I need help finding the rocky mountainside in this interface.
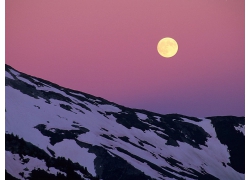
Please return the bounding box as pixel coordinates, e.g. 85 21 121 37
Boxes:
5 64 245 180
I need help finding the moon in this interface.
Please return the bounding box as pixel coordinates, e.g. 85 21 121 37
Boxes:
157 37 178 58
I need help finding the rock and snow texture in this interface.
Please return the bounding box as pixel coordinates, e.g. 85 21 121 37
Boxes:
5 64 245 180
235 124 245 135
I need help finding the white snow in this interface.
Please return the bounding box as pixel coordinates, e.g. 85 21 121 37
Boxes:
136 112 148 120
174 118 245 180
9 69 20 76
16 76 35 86
5 73 245 180
97 104 121 113
6 151 47 180
5 87 51 154
109 149 164 179
75 170 84 178
234 124 245 135
69 92 86 98
154 116 161 122
6 151 67 179
49 167 66 176
107 150 115 157
5 71 15 80
52 139 96 176
140 120 165 131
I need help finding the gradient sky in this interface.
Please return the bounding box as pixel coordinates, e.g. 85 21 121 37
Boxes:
6 0 245 117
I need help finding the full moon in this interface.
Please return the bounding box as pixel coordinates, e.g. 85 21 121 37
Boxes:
157 37 178 58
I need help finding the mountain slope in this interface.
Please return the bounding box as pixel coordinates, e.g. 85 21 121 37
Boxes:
5 64 245 180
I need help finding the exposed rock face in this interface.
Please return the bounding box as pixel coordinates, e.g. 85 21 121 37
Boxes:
5 64 245 180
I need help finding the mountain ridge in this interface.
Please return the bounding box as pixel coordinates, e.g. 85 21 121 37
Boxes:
5 64 245 180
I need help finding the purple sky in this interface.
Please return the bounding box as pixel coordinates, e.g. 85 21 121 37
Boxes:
6 0 244 117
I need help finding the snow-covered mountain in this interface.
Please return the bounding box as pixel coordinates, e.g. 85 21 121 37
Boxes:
5 64 245 180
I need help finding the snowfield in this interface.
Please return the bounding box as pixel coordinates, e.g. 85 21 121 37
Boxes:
5 65 245 180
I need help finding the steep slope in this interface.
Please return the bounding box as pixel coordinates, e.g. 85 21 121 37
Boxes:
5 64 245 180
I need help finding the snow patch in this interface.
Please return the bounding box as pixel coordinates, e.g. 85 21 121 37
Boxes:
168 118 245 180
49 167 66 176
5 71 15 80
69 92 86 98
136 112 148 120
6 151 47 180
16 76 35 86
154 116 161 122
52 139 96 176
234 124 245 135
98 104 121 113
107 150 115 157
9 69 20 76
75 170 84 178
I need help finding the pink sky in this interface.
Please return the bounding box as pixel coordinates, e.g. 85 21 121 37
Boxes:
6 0 244 117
